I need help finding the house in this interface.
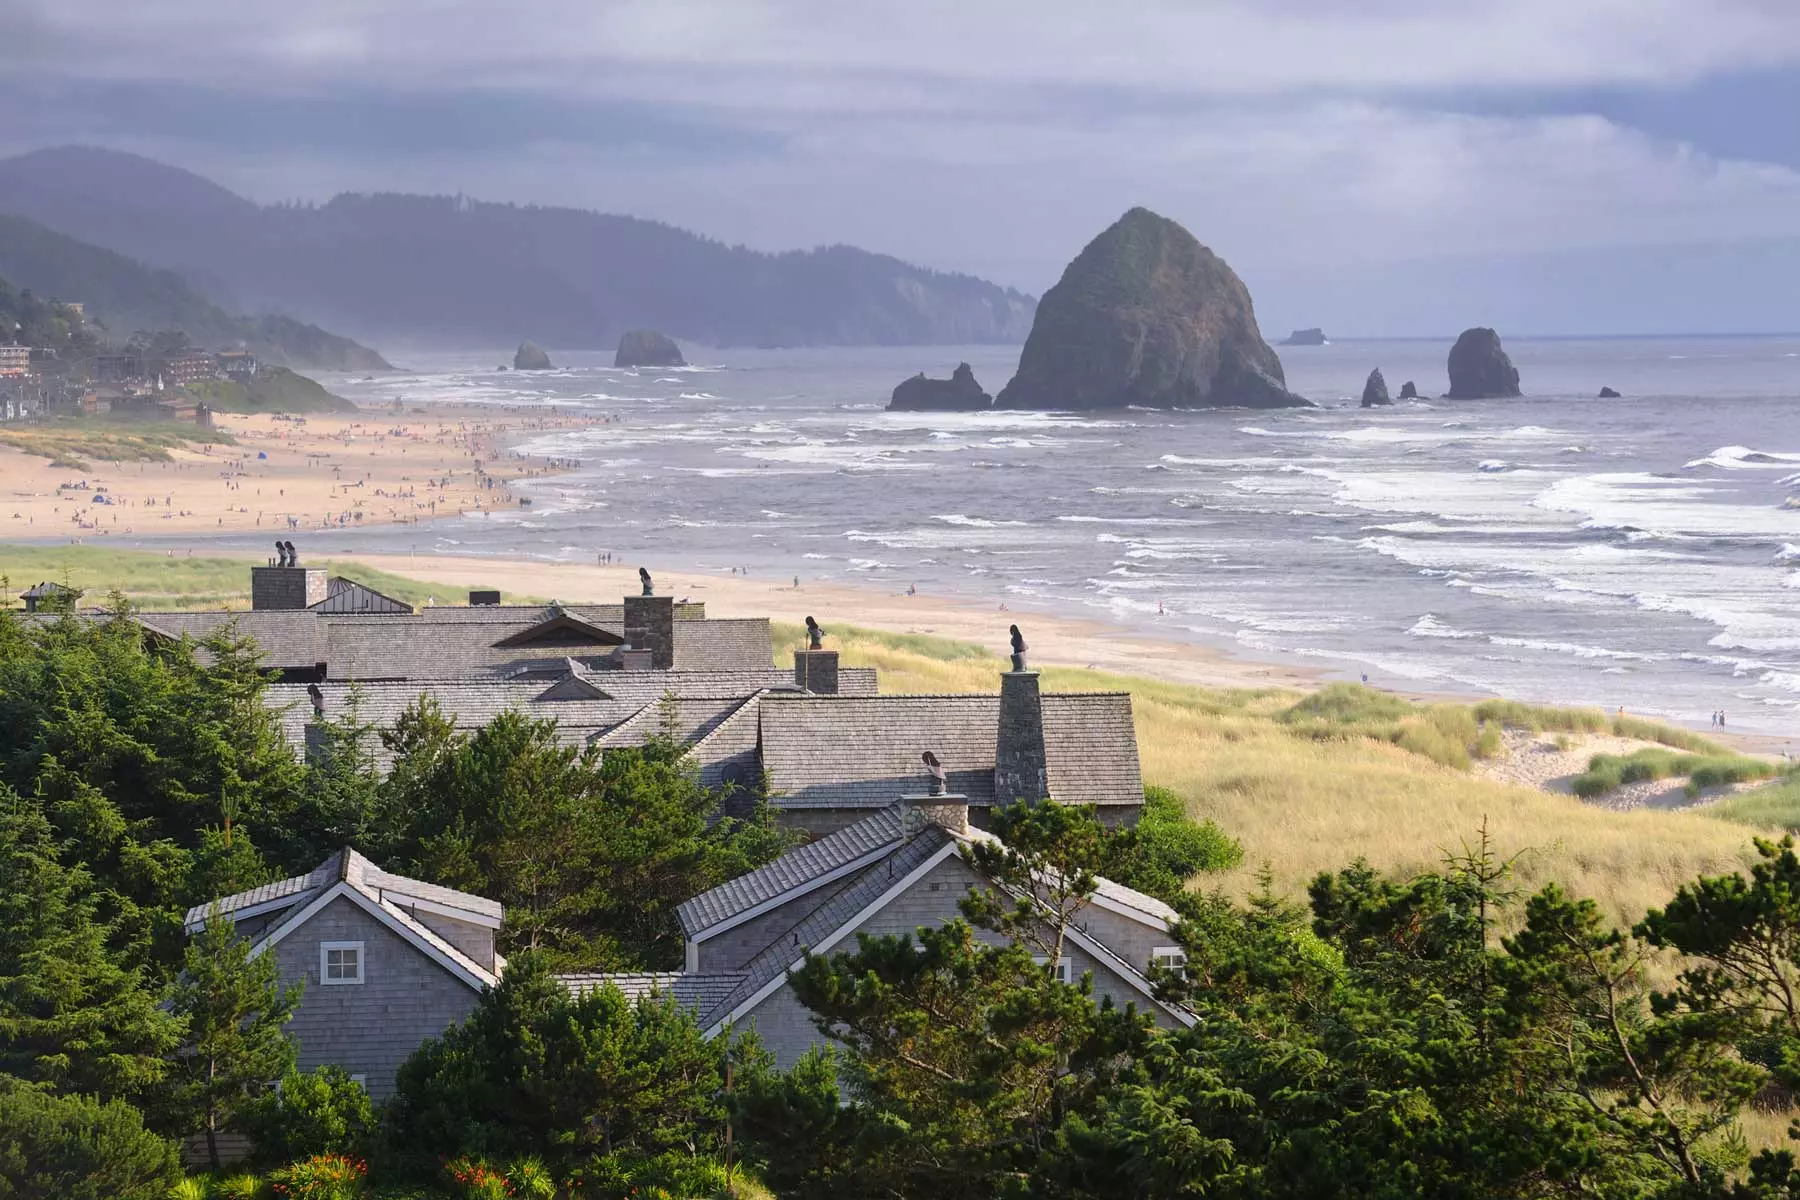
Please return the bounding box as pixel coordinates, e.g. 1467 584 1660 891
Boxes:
562 791 1191 1068
183 848 501 1100
20 581 80 612
217 351 257 381
0 345 29 377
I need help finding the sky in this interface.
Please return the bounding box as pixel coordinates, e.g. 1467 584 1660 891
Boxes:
4 0 1800 336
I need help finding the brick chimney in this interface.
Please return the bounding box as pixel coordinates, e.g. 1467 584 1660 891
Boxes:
622 594 675 669
994 669 1048 807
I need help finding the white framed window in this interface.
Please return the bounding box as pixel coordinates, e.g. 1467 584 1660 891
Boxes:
320 941 365 985
1151 946 1188 978
1033 955 1073 984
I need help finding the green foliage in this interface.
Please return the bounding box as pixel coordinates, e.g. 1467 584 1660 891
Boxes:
1571 748 1780 799
386 954 746 1179
267 1153 367 1200
1103 786 1242 903
240 1067 376 1169
182 368 355 415
0 272 99 355
165 916 301 1168
368 703 786 969
0 1074 181 1200
0 797 181 1101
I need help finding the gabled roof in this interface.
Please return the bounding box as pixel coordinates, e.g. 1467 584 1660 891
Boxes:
677 805 908 938
186 847 502 992
756 692 1143 810
22 580 76 599
491 608 626 650
311 577 413 615
590 696 758 752
680 801 1190 1035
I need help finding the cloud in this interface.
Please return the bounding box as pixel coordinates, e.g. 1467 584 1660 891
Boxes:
11 0 1800 101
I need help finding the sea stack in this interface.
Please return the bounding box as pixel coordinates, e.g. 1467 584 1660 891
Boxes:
1445 328 1521 398
995 207 1310 411
1360 368 1391 408
615 330 686 368
1599 386 1621 398
1398 380 1419 400
1282 327 1328 346
888 362 992 412
513 341 553 371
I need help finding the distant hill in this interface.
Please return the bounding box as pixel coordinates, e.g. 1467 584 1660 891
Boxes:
0 212 389 370
182 366 355 414
0 146 1036 350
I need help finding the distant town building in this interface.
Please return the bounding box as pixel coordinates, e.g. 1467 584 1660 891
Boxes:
0 345 30 377
158 352 218 387
217 350 257 380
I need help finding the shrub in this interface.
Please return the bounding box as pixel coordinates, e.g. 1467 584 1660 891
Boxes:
1105 787 1242 901
240 1067 376 1168
267 1153 366 1200
0 1078 180 1200
1570 750 1779 800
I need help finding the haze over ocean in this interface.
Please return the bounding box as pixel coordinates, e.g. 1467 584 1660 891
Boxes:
157 337 1798 735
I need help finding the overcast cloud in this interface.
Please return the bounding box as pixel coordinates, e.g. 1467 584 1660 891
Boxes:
5 0 1800 334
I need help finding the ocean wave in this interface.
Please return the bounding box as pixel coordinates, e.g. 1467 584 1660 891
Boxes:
1683 445 1800 471
932 514 1029 528
1407 613 1480 639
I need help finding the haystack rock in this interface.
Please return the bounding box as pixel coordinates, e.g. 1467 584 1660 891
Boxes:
1398 380 1419 400
1282 327 1328 346
1445 328 1521 399
888 362 992 412
1598 386 1621 398
994 207 1310 411
615 329 686 368
1360 368 1391 408
513 341 553 371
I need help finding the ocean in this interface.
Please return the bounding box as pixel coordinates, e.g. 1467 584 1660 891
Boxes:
287 337 1800 734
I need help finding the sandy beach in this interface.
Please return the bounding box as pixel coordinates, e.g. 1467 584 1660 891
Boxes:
1 407 601 538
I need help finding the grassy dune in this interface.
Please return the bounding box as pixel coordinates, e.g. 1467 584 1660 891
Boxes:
0 545 535 611
0 420 232 469
781 621 1770 924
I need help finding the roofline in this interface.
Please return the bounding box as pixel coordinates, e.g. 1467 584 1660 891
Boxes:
760 690 1135 701
1061 920 1195 1029
245 879 495 992
1085 889 1176 932
183 890 308 933
681 837 903 942
705 839 958 1037
380 887 504 930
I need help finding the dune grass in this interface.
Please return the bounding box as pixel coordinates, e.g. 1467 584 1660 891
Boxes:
0 420 233 469
0 544 536 611
1570 748 1784 799
1707 776 1800 833
783 622 1768 924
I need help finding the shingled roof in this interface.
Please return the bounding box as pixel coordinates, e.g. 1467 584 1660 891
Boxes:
183 847 501 991
755 692 1143 810
557 971 747 1015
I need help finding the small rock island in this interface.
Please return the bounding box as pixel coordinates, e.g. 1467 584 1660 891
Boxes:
1599 386 1621 398
1445 327 1522 399
888 362 993 412
1360 368 1391 408
615 330 686 368
513 341 553 371
994 207 1310 411
1398 380 1420 400
1281 327 1328 346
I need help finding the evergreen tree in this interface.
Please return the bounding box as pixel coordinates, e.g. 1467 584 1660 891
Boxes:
0 1075 180 1200
164 914 301 1169
0 796 179 1101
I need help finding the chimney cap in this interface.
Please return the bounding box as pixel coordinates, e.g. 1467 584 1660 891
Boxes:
921 750 947 797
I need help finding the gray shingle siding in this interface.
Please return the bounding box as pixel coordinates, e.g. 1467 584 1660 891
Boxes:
403 907 496 973
270 896 480 1100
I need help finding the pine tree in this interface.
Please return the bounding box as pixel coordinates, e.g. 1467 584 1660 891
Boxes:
0 795 180 1101
165 914 301 1170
